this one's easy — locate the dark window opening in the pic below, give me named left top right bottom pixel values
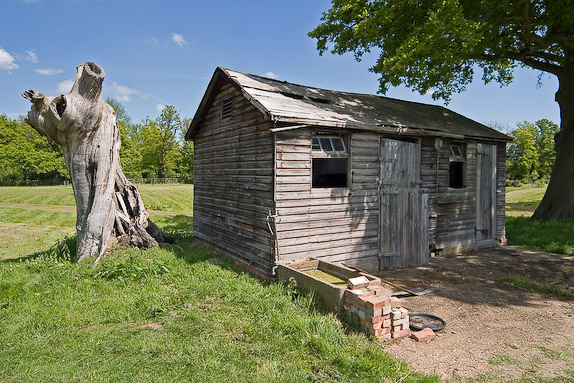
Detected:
left=449, top=162, right=465, bottom=188
left=312, top=158, right=348, bottom=188
left=221, top=97, right=233, bottom=120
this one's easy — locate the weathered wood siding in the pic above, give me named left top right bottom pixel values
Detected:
left=496, top=143, right=507, bottom=244
left=193, top=83, right=275, bottom=273
left=275, top=130, right=380, bottom=269
left=420, top=138, right=506, bottom=253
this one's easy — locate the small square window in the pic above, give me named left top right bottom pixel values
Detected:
left=311, top=135, right=349, bottom=188
left=312, top=158, right=349, bottom=188
left=449, top=143, right=466, bottom=188
left=312, top=137, right=321, bottom=151
left=332, top=138, right=345, bottom=152
left=450, top=144, right=462, bottom=158
left=319, top=137, right=334, bottom=152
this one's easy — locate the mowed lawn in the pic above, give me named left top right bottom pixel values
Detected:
left=505, top=185, right=574, bottom=255
left=0, top=184, right=193, bottom=260
left=0, top=184, right=437, bottom=383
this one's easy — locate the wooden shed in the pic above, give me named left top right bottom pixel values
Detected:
left=185, top=67, right=511, bottom=278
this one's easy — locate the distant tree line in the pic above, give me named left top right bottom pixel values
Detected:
left=506, top=119, right=558, bottom=187
left=0, top=99, right=193, bottom=184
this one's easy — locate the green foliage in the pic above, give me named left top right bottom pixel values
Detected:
left=139, top=105, right=185, bottom=178
left=309, top=1, right=570, bottom=101
left=95, top=254, right=170, bottom=281
left=506, top=216, right=574, bottom=255
left=107, top=98, right=144, bottom=179
left=501, top=275, right=574, bottom=298
left=0, top=101, right=194, bottom=183
left=0, top=114, right=67, bottom=182
left=507, top=120, right=559, bottom=183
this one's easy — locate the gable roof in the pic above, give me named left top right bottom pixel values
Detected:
left=186, top=67, right=511, bottom=142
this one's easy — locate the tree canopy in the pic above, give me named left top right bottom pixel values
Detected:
left=0, top=114, right=67, bottom=183
left=309, top=0, right=572, bottom=101
left=507, top=119, right=559, bottom=184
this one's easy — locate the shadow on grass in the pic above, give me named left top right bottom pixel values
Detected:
left=1, top=236, right=76, bottom=264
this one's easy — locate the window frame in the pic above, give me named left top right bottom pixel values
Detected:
left=311, top=134, right=350, bottom=189
left=448, top=143, right=466, bottom=189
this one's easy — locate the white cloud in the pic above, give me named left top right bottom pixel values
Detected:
left=57, top=79, right=74, bottom=94
left=145, top=37, right=160, bottom=46
left=25, top=50, right=38, bottom=63
left=35, top=68, right=63, bottom=75
left=171, top=33, right=187, bottom=47
left=0, top=47, right=19, bottom=71
left=265, top=72, right=280, bottom=79
left=108, top=82, right=140, bottom=102
left=156, top=104, right=165, bottom=112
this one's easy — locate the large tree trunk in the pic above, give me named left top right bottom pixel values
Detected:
left=532, top=63, right=574, bottom=220
left=22, top=62, right=174, bottom=262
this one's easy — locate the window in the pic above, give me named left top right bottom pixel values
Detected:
left=221, top=97, right=233, bottom=120
left=312, top=135, right=349, bottom=188
left=449, top=143, right=466, bottom=188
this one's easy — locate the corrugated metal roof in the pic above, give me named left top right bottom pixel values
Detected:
left=187, top=67, right=511, bottom=142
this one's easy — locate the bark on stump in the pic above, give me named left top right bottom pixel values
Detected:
left=22, top=62, right=174, bottom=262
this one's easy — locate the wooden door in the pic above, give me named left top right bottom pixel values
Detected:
left=379, top=138, right=429, bottom=270
left=476, top=143, right=497, bottom=248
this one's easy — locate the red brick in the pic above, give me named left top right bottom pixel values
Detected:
left=392, top=317, right=409, bottom=327
left=382, top=319, right=392, bottom=328
left=390, top=297, right=404, bottom=308
left=399, top=307, right=409, bottom=316
left=371, top=315, right=382, bottom=324
left=410, top=328, right=436, bottom=342
left=391, top=328, right=411, bottom=339
left=377, top=332, right=393, bottom=342
left=347, top=276, right=370, bottom=289
left=358, top=294, right=377, bottom=304
left=369, top=285, right=392, bottom=297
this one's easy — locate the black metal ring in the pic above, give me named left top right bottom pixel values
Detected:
left=409, top=313, right=446, bottom=332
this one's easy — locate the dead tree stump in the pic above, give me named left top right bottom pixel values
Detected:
left=22, top=62, right=174, bottom=262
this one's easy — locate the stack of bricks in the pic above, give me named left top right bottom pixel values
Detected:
left=343, top=276, right=410, bottom=342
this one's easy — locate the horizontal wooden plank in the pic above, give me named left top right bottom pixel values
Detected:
left=279, top=240, right=379, bottom=261
left=276, top=211, right=378, bottom=226
left=277, top=201, right=379, bottom=216
left=276, top=221, right=373, bottom=240
left=278, top=228, right=378, bottom=247
left=276, top=195, right=378, bottom=209
left=276, top=160, right=312, bottom=170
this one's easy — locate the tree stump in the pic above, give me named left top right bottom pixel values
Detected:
left=22, top=62, right=174, bottom=262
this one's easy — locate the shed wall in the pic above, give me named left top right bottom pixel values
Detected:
left=420, top=138, right=507, bottom=253
left=274, top=130, right=380, bottom=269
left=193, top=83, right=275, bottom=273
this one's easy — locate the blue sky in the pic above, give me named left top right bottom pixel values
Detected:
left=0, top=0, right=560, bottom=131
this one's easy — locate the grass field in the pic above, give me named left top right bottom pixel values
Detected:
left=505, top=185, right=574, bottom=255
left=0, top=184, right=437, bottom=383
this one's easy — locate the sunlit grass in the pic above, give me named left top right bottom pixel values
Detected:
left=0, top=184, right=438, bottom=383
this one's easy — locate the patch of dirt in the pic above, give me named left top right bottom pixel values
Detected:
left=377, top=247, right=574, bottom=381
left=137, top=322, right=164, bottom=330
